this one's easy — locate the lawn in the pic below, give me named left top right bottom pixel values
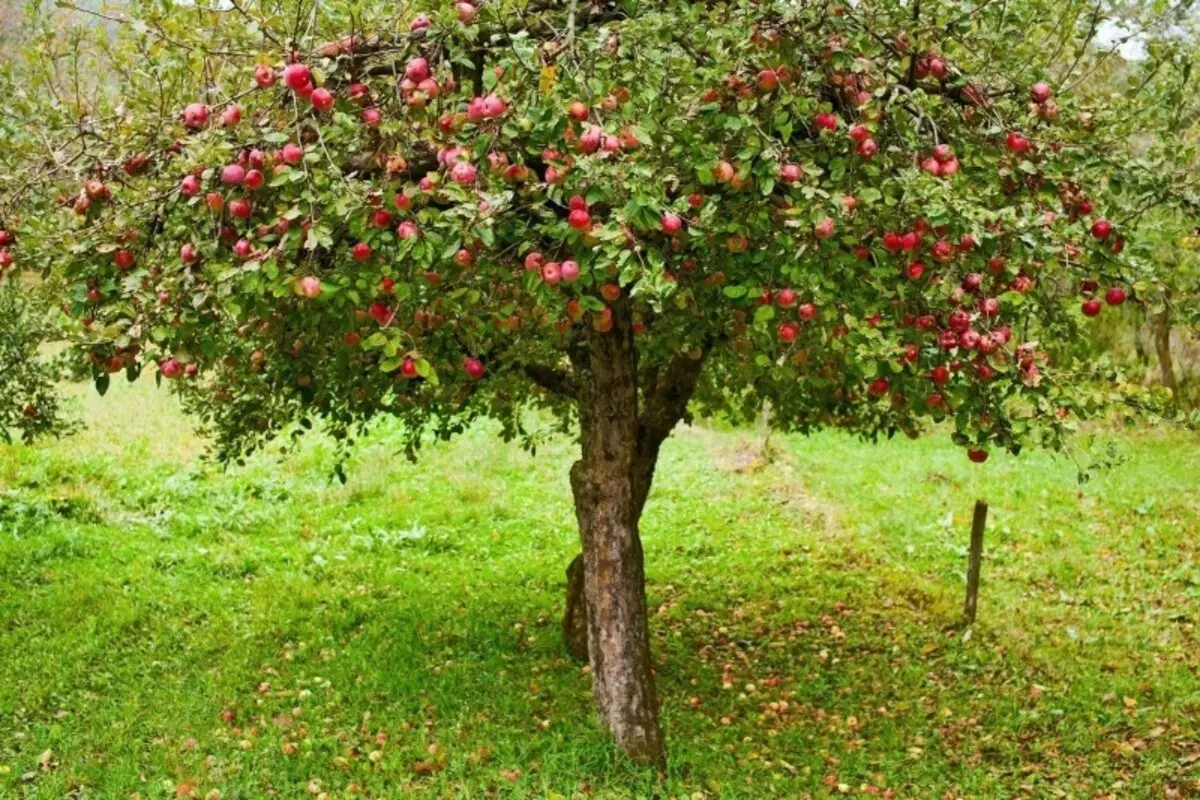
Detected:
left=1, top=380, right=1198, bottom=798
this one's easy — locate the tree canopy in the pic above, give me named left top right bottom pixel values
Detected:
left=1, top=0, right=1195, bottom=464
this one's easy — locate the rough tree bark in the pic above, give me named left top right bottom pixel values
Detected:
left=562, top=554, right=589, bottom=661
left=549, top=299, right=707, bottom=766
left=1153, top=309, right=1178, bottom=398
left=562, top=333, right=707, bottom=661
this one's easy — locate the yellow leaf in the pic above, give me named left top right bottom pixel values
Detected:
left=539, top=66, right=558, bottom=95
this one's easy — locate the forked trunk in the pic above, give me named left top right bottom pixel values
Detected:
left=568, top=300, right=666, bottom=766
left=554, top=300, right=708, bottom=765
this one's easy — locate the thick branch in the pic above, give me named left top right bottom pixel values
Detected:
left=639, top=349, right=707, bottom=440
left=631, top=348, right=708, bottom=515
left=523, top=363, right=578, bottom=398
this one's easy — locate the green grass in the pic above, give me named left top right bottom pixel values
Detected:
left=2, top=380, right=1198, bottom=798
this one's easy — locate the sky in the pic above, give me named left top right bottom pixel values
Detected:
left=1095, top=17, right=1151, bottom=60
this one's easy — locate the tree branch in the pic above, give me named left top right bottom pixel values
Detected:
left=524, top=363, right=578, bottom=398
left=639, top=348, right=708, bottom=441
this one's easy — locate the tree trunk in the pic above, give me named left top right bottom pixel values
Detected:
left=568, top=299, right=666, bottom=767
left=562, top=425, right=670, bottom=665
left=1154, top=310, right=1178, bottom=397
left=549, top=300, right=709, bottom=765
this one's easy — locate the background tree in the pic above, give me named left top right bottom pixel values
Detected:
left=3, top=0, right=1191, bottom=764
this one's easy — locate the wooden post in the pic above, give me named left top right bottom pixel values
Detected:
left=963, top=500, right=988, bottom=625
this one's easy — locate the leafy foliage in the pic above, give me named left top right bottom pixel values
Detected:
left=0, top=284, right=74, bottom=444
left=2, top=0, right=1196, bottom=462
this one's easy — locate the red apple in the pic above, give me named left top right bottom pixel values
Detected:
left=406, top=57, right=430, bottom=82
left=183, top=102, right=209, bottom=129
left=298, top=276, right=322, bottom=298
left=160, top=358, right=184, bottom=379
left=580, top=126, right=603, bottom=153
left=1005, top=131, right=1031, bottom=154
left=221, top=164, right=246, bottom=187
left=283, top=63, right=312, bottom=91
left=463, top=356, right=485, bottom=380
left=281, top=143, right=304, bottom=165
left=311, top=88, right=334, bottom=111
left=114, top=249, right=135, bottom=270
left=254, top=64, right=276, bottom=88
left=450, top=161, right=477, bottom=184
left=568, top=209, right=591, bottom=230
left=813, top=112, right=838, bottom=131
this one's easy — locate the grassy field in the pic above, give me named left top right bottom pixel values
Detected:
left=1, top=381, right=1198, bottom=799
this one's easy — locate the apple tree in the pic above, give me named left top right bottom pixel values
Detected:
left=5, top=0, right=1190, bottom=763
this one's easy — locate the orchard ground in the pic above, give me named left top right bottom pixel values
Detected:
left=1, top=381, right=1198, bottom=799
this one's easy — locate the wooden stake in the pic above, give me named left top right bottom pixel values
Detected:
left=963, top=499, right=988, bottom=625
